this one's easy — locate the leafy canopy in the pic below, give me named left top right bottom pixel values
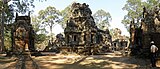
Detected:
left=93, top=9, right=112, bottom=29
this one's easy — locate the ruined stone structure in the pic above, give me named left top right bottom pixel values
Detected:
left=112, top=37, right=129, bottom=51
left=65, top=3, right=97, bottom=45
left=141, top=6, right=160, bottom=49
left=130, top=6, right=160, bottom=56
left=11, top=13, right=35, bottom=54
left=44, top=33, right=65, bottom=53
left=60, top=3, right=112, bottom=54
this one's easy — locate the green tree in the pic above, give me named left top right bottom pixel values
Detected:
left=60, top=5, right=71, bottom=29
left=122, top=0, right=160, bottom=31
left=31, top=15, right=48, bottom=42
left=144, top=0, right=160, bottom=9
left=0, top=1, right=14, bottom=52
left=0, top=1, right=14, bottom=23
left=31, top=15, right=49, bottom=50
left=38, top=6, right=61, bottom=40
left=4, top=29, right=12, bottom=51
left=31, top=15, right=47, bottom=34
left=9, top=0, right=47, bottom=14
left=122, top=0, right=144, bottom=30
left=8, top=0, right=34, bottom=14
left=93, top=9, right=112, bottom=29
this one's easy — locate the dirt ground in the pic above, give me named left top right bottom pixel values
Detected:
left=0, top=53, right=160, bottom=69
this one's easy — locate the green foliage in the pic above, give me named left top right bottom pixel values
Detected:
left=122, top=0, right=144, bottom=30
left=9, top=0, right=46, bottom=14
left=0, top=1, right=13, bottom=24
left=60, top=5, right=71, bottom=29
left=37, top=6, right=61, bottom=39
left=122, top=0, right=160, bottom=31
left=93, top=9, right=112, bottom=29
left=31, top=15, right=49, bottom=50
left=145, top=0, right=160, bottom=9
left=31, top=15, right=47, bottom=34
left=0, top=1, right=13, bottom=52
left=8, top=0, right=47, bottom=14
left=35, top=34, right=47, bottom=44
left=4, top=29, right=12, bottom=51
left=8, top=0, right=34, bottom=14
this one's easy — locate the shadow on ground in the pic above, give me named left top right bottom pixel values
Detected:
left=1, top=53, right=160, bottom=69
left=34, top=54, right=154, bottom=69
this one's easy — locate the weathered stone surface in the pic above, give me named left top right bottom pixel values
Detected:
left=11, top=14, right=35, bottom=54
left=130, top=6, right=160, bottom=56
left=62, top=3, right=112, bottom=54
left=141, top=6, right=160, bottom=48
left=45, top=3, right=112, bottom=54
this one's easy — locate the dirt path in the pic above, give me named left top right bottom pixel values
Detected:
left=1, top=53, right=160, bottom=69
left=34, top=53, right=156, bottom=69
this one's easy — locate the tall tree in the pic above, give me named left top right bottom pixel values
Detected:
left=31, top=15, right=49, bottom=50
left=145, top=0, right=160, bottom=9
left=60, top=5, right=71, bottom=29
left=93, top=9, right=112, bottom=29
left=8, top=0, right=34, bottom=14
left=38, top=6, right=61, bottom=40
left=122, top=0, right=160, bottom=31
left=122, top=0, right=144, bottom=30
left=0, top=1, right=14, bottom=24
left=9, top=0, right=47, bottom=14
left=31, top=15, right=47, bottom=34
left=0, top=0, right=13, bottom=52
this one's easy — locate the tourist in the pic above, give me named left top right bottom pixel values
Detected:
left=150, top=41, right=158, bottom=67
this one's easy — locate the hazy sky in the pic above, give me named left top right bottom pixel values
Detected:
left=32, top=0, right=129, bottom=36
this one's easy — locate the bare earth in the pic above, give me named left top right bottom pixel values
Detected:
left=0, top=53, right=160, bottom=69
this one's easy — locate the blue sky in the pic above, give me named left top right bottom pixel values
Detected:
left=32, top=0, right=129, bottom=36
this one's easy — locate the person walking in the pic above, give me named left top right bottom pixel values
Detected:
left=150, top=41, right=158, bottom=67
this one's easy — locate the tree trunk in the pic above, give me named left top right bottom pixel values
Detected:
left=50, top=26, right=53, bottom=40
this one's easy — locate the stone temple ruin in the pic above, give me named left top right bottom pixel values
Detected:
left=48, top=3, right=112, bottom=55
left=10, top=13, right=36, bottom=55
left=130, top=6, right=160, bottom=56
